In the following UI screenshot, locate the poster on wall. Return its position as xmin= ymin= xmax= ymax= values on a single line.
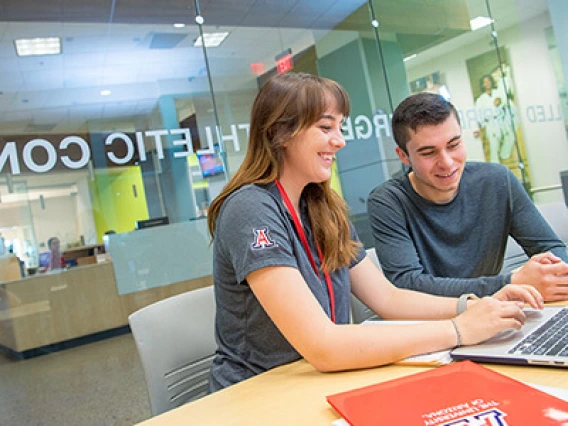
xmin=409 ymin=71 xmax=451 ymax=100
xmin=545 ymin=27 xmax=568 ymax=133
xmin=466 ymin=48 xmax=532 ymax=185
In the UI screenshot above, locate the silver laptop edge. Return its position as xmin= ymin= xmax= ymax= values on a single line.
xmin=451 ymin=307 xmax=568 ymax=367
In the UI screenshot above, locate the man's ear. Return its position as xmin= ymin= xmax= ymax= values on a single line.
xmin=395 ymin=146 xmax=411 ymax=166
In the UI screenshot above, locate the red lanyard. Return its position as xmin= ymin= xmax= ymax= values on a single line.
xmin=275 ymin=180 xmax=336 ymax=323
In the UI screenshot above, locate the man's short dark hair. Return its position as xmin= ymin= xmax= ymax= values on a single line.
xmin=392 ymin=93 xmax=460 ymax=153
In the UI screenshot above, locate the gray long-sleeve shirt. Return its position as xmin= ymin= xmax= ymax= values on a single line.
xmin=367 ymin=162 xmax=568 ymax=297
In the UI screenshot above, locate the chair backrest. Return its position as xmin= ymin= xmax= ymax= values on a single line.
xmin=350 ymin=248 xmax=382 ymax=324
xmin=537 ymin=202 xmax=568 ymax=244
xmin=128 ymin=286 xmax=217 ymax=416
xmin=500 ymin=202 xmax=568 ymax=275
xmin=500 ymin=236 xmax=528 ymax=275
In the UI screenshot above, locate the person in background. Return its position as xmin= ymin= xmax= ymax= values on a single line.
xmin=474 ymin=73 xmax=516 ymax=163
xmin=206 ymin=72 xmax=543 ymax=392
xmin=47 ymin=237 xmax=65 ymax=271
xmin=367 ymin=92 xmax=568 ymax=302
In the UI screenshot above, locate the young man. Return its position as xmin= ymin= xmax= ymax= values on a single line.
xmin=367 ymin=92 xmax=568 ymax=302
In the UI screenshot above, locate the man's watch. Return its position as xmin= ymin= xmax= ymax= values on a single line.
xmin=457 ymin=293 xmax=478 ymax=315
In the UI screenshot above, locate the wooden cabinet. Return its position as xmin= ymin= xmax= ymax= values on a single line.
xmin=0 ymin=255 xmax=22 ymax=282
xmin=62 ymin=244 xmax=105 ymax=266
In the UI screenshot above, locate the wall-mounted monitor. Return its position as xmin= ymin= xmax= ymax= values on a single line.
xmin=135 ymin=216 xmax=169 ymax=230
xmin=197 ymin=152 xmax=224 ymax=177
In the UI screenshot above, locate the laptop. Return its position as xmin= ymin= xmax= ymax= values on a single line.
xmin=451 ymin=306 xmax=568 ymax=367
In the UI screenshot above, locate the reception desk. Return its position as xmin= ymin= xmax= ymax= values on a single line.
xmin=0 ymin=254 xmax=22 ymax=282
xmin=0 ymin=261 xmax=212 ymax=356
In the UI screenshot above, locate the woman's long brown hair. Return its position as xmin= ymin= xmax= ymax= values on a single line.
xmin=207 ymin=72 xmax=360 ymax=271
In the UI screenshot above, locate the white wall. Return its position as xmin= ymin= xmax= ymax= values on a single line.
xmin=75 ymin=176 xmax=98 ymax=244
xmin=31 ymin=195 xmax=79 ymax=250
xmin=406 ymin=12 xmax=568 ymax=204
xmin=0 ymin=193 xmax=80 ymax=266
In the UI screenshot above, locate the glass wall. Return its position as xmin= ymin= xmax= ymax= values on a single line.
xmin=1 ymin=0 xmax=567 ymax=422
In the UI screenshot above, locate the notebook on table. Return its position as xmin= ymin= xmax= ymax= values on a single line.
xmin=327 ymin=360 xmax=568 ymax=426
xmin=451 ymin=306 xmax=568 ymax=367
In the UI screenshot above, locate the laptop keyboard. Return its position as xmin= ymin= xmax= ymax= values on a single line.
xmin=508 ymin=308 xmax=568 ymax=357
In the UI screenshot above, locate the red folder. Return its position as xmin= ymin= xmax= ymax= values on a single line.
xmin=327 ymin=361 xmax=568 ymax=426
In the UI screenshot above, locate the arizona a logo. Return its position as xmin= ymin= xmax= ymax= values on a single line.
xmin=251 ymin=227 xmax=277 ymax=249
xmin=443 ymin=409 xmax=508 ymax=426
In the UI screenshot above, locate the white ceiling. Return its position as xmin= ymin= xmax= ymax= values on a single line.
xmin=406 ymin=0 xmax=550 ymax=69
xmin=0 ymin=0 xmax=368 ymax=136
xmin=0 ymin=21 xmax=320 ymax=133
xmin=0 ymin=0 xmax=550 ymax=136
xmin=0 ymin=0 xmax=553 ymax=194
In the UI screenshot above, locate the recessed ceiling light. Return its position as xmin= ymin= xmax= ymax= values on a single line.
xmin=100 ymin=90 xmax=112 ymax=96
xmin=403 ymin=54 xmax=417 ymax=62
xmin=173 ymin=23 xmax=185 ymax=28
xmin=14 ymin=37 xmax=61 ymax=56
xmin=470 ymin=16 xmax=493 ymax=31
xmin=193 ymin=32 xmax=229 ymax=48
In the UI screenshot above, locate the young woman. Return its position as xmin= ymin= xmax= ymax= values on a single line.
xmin=206 ymin=72 xmax=542 ymax=392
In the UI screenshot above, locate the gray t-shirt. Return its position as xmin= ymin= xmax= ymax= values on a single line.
xmin=367 ymin=162 xmax=568 ymax=297
xmin=209 ymin=183 xmax=365 ymax=392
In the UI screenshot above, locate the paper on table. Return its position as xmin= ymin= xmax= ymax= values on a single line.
xmin=526 ymin=382 xmax=568 ymax=402
xmin=363 ymin=319 xmax=452 ymax=366
xmin=396 ymin=349 xmax=452 ymax=366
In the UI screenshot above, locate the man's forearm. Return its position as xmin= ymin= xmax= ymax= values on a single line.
xmin=386 ymin=269 xmax=506 ymax=298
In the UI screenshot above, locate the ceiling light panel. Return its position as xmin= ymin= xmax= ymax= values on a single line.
xmin=193 ymin=32 xmax=229 ymax=47
xmin=469 ymin=16 xmax=493 ymax=31
xmin=15 ymin=37 xmax=61 ymax=56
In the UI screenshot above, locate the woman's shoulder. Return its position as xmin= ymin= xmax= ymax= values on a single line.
xmin=215 ymin=183 xmax=290 ymax=243
xmin=220 ymin=183 xmax=282 ymax=219
xmin=225 ymin=183 xmax=278 ymax=205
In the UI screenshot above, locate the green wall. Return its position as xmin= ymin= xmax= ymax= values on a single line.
xmin=89 ymin=166 xmax=149 ymax=240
